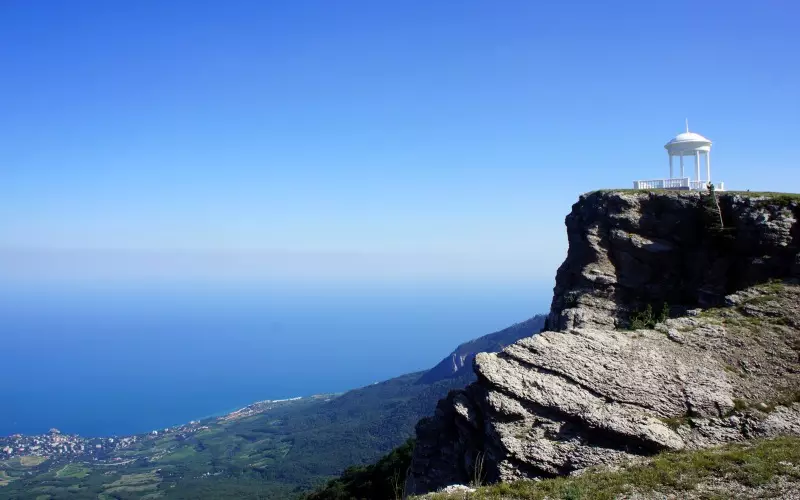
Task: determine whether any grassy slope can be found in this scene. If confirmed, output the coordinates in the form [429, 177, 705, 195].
[423, 436, 800, 500]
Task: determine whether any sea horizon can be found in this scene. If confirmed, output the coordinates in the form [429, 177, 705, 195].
[2, 278, 552, 437]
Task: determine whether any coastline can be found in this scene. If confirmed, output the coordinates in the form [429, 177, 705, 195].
[0, 393, 338, 461]
[1, 390, 339, 441]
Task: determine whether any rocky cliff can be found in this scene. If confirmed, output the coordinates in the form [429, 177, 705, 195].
[406, 191, 800, 494]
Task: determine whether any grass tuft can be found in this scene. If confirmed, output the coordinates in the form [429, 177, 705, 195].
[659, 416, 690, 431]
[420, 436, 800, 500]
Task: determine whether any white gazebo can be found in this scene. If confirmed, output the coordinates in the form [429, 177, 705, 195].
[633, 121, 724, 191]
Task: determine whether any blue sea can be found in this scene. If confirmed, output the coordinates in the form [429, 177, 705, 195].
[1, 280, 551, 437]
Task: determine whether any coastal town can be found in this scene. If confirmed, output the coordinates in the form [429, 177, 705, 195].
[0, 396, 328, 463]
[0, 394, 335, 494]
[0, 421, 208, 462]
[1, 428, 125, 460]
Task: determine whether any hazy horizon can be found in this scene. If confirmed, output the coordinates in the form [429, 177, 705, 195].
[3, 1, 799, 286]
[2, 0, 800, 440]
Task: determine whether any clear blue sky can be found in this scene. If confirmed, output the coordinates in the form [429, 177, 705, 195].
[1, 0, 799, 284]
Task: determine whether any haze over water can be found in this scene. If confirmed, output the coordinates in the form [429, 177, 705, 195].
[3, 1, 798, 442]
[1, 279, 551, 437]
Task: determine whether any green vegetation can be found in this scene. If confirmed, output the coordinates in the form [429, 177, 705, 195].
[0, 471, 12, 487]
[19, 456, 47, 467]
[55, 463, 90, 479]
[730, 390, 800, 415]
[306, 439, 415, 500]
[658, 416, 690, 431]
[156, 445, 199, 463]
[727, 191, 800, 207]
[562, 293, 579, 308]
[697, 280, 793, 328]
[2, 316, 544, 499]
[735, 280, 786, 308]
[744, 294, 781, 305]
[761, 279, 785, 295]
[0, 372, 473, 500]
[701, 182, 724, 230]
[470, 452, 486, 489]
[762, 391, 800, 413]
[590, 189, 800, 200]
[103, 472, 161, 495]
[733, 398, 749, 412]
[422, 436, 800, 500]
[628, 303, 669, 330]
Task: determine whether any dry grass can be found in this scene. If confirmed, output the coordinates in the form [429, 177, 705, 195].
[421, 436, 800, 500]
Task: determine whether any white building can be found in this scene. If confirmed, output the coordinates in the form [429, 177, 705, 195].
[634, 122, 724, 191]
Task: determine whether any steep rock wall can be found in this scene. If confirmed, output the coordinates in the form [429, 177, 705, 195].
[550, 191, 800, 331]
[406, 191, 800, 494]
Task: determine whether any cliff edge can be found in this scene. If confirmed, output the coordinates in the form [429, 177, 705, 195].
[407, 191, 800, 494]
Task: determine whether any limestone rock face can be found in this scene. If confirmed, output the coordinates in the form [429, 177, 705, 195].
[550, 191, 800, 331]
[406, 192, 800, 495]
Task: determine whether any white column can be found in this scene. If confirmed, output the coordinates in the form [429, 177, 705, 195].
[669, 154, 673, 179]
[706, 151, 711, 184]
[695, 151, 701, 182]
[680, 155, 684, 178]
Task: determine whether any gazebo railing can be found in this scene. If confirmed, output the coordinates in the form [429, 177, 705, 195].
[633, 178, 725, 191]
[633, 178, 690, 190]
[665, 178, 691, 189]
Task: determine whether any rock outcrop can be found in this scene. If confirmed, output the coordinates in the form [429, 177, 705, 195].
[550, 190, 800, 331]
[406, 191, 800, 494]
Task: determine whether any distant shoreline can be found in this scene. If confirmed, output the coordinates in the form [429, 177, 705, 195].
[0, 392, 344, 440]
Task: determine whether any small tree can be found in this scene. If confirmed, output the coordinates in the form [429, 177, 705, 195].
[704, 182, 724, 229]
[629, 302, 670, 330]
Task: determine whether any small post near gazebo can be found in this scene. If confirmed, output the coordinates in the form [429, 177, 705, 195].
[633, 121, 724, 191]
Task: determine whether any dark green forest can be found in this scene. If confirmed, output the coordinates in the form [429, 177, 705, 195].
[305, 439, 415, 500]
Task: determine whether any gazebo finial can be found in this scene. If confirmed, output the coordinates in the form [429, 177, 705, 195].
[685, 118, 689, 133]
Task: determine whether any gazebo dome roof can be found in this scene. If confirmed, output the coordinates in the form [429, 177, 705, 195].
[666, 132, 712, 145]
[664, 130, 712, 154]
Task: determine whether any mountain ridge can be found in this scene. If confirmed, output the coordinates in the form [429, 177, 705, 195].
[417, 315, 547, 385]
